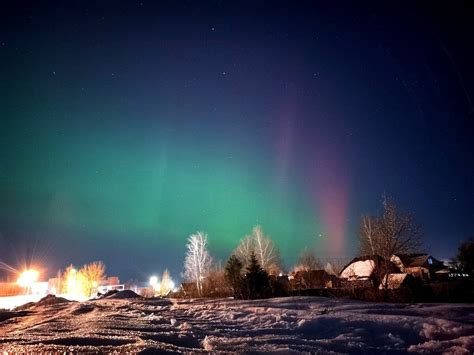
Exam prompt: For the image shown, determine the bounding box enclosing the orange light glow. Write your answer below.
[17,270,39,288]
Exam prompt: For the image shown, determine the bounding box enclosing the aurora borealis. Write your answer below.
[1,2,473,280]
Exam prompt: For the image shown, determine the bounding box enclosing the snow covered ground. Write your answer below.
[1,294,473,353]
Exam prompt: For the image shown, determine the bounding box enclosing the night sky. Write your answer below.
[1,1,473,281]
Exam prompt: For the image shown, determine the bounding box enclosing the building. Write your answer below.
[339,255,400,288]
[290,270,335,290]
[390,254,445,282]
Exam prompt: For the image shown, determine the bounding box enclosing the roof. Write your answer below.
[392,254,443,268]
[293,270,332,280]
[340,255,401,280]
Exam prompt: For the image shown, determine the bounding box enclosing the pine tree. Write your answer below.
[225,255,244,299]
[244,252,270,299]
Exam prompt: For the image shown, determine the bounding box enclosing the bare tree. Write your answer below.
[160,269,174,295]
[234,235,254,265]
[323,258,350,276]
[359,196,422,260]
[203,265,229,297]
[234,226,281,275]
[360,216,376,255]
[79,261,106,297]
[293,248,322,272]
[183,231,213,296]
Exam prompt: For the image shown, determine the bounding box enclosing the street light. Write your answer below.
[149,276,158,287]
[17,269,39,294]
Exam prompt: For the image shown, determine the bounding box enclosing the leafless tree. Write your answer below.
[359,197,422,260]
[234,235,253,265]
[160,269,173,295]
[293,248,322,272]
[234,226,281,275]
[203,264,229,297]
[323,258,349,276]
[79,261,106,297]
[183,231,213,296]
[360,215,376,255]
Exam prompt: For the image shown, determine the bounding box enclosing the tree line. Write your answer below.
[182,196,474,299]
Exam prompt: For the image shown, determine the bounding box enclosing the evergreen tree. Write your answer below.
[458,239,474,277]
[244,252,270,299]
[224,255,244,299]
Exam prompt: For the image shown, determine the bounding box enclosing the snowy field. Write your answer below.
[1,294,473,353]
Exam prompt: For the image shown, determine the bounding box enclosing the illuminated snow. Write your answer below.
[0,296,472,353]
[340,259,375,279]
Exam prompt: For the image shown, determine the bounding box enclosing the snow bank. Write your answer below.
[105,290,142,299]
[0,296,472,353]
[340,260,375,279]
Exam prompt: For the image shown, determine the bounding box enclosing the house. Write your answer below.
[439,260,470,280]
[290,270,335,290]
[390,254,445,282]
[97,276,123,294]
[339,255,400,288]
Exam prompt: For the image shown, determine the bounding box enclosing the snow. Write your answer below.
[379,273,409,289]
[0,296,473,353]
[340,259,375,279]
[104,290,141,299]
[0,294,45,310]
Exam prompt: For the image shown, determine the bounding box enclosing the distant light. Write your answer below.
[149,276,158,286]
[17,270,39,288]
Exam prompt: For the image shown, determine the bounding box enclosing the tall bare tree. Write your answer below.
[183,231,213,296]
[234,235,253,265]
[234,226,281,275]
[359,196,422,260]
[360,215,376,255]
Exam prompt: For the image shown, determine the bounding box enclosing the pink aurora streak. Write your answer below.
[312,149,350,257]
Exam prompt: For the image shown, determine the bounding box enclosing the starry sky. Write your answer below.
[1,1,473,281]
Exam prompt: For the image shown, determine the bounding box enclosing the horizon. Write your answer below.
[1,1,473,281]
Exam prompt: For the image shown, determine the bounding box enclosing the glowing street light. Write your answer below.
[149,276,158,287]
[17,269,39,294]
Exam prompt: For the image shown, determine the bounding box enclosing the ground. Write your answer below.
[1,295,473,353]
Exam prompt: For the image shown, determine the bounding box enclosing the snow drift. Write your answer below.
[0,296,473,353]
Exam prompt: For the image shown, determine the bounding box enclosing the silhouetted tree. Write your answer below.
[458,239,474,277]
[244,252,270,299]
[359,196,422,260]
[224,255,244,299]
[203,265,228,297]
